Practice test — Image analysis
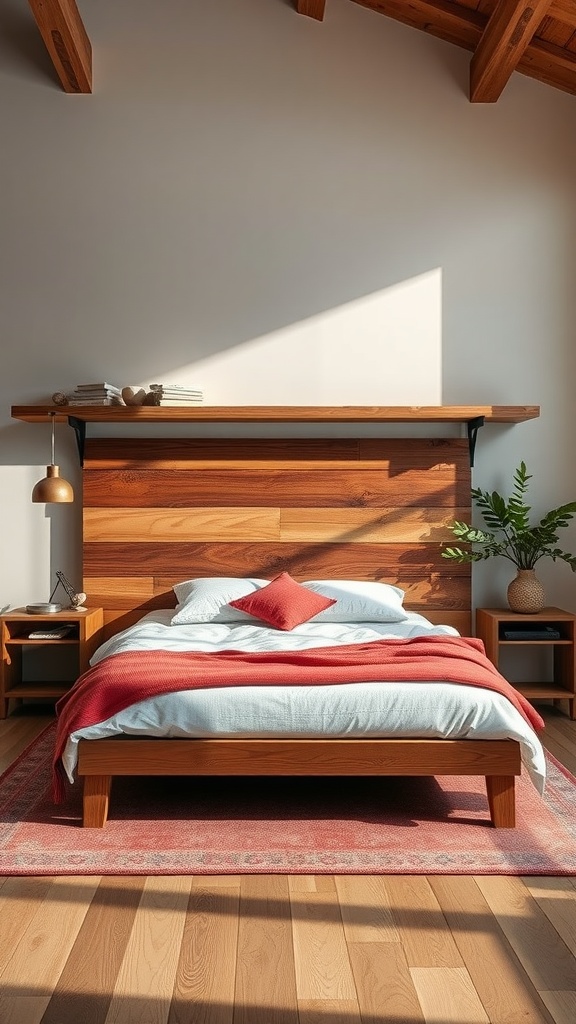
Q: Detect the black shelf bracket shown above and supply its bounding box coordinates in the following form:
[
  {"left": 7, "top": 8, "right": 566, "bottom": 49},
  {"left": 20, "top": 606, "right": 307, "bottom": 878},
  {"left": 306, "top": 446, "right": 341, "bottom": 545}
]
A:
[
  {"left": 68, "top": 416, "right": 87, "bottom": 467},
  {"left": 466, "top": 415, "right": 485, "bottom": 468}
]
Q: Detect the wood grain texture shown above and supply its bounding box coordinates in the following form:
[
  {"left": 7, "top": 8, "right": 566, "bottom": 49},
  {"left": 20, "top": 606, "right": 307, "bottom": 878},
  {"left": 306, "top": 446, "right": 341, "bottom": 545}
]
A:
[
  {"left": 471, "top": 0, "right": 554, "bottom": 102},
  {"left": 27, "top": 0, "right": 92, "bottom": 93},
  {"left": 290, "top": 889, "right": 357, "bottom": 1000},
  {"left": 81, "top": 438, "right": 471, "bottom": 628},
  {"left": 12, "top": 404, "right": 541, "bottom": 423},
  {"left": 83, "top": 468, "right": 469, "bottom": 507},
  {"left": 296, "top": 0, "right": 327, "bottom": 20},
  {"left": 429, "top": 875, "right": 554, "bottom": 1022},
  {"left": 234, "top": 875, "right": 299, "bottom": 1024}
]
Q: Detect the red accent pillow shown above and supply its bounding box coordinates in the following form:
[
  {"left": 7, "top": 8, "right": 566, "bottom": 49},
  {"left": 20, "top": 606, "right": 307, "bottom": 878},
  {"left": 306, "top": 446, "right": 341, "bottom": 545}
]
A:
[{"left": 229, "top": 572, "right": 337, "bottom": 630}]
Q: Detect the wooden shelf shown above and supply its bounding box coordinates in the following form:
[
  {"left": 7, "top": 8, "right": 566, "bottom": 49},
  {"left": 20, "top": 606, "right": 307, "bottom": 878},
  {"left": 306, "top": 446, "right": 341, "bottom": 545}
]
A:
[{"left": 11, "top": 404, "right": 540, "bottom": 424}]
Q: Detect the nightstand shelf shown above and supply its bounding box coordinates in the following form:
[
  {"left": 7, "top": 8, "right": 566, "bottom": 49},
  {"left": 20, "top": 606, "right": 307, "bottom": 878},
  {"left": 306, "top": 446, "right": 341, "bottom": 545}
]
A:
[
  {"left": 0, "top": 607, "right": 104, "bottom": 718},
  {"left": 476, "top": 607, "right": 576, "bottom": 719}
]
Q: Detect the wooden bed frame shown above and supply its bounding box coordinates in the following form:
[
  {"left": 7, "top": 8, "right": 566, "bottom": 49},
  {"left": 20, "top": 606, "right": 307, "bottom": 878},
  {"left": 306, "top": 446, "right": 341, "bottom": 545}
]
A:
[{"left": 76, "top": 434, "right": 522, "bottom": 828}]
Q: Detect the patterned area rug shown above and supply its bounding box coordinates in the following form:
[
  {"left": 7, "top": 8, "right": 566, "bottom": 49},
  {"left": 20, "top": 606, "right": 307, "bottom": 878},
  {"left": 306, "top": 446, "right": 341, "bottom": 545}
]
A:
[{"left": 2, "top": 724, "right": 576, "bottom": 875}]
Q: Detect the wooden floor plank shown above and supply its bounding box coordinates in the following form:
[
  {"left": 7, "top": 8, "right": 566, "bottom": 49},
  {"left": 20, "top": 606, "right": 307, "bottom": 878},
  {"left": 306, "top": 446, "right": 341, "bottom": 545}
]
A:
[
  {"left": 103, "top": 875, "right": 191, "bottom": 1024},
  {"left": 290, "top": 889, "right": 357, "bottom": 1000},
  {"left": 410, "top": 966, "right": 489, "bottom": 1022},
  {"left": 334, "top": 875, "right": 400, "bottom": 942},
  {"left": 348, "top": 941, "right": 424, "bottom": 1022},
  {"left": 382, "top": 876, "right": 464, "bottom": 967},
  {"left": 40, "top": 876, "right": 146, "bottom": 1024},
  {"left": 475, "top": 877, "right": 576, "bottom": 993},
  {"left": 168, "top": 882, "right": 240, "bottom": 1024},
  {"left": 234, "top": 875, "right": 298, "bottom": 1024},
  {"left": 429, "top": 875, "right": 555, "bottom": 1023},
  {"left": 539, "top": 991, "right": 576, "bottom": 1024},
  {"left": 0, "top": 876, "right": 54, "bottom": 969},
  {"left": 523, "top": 877, "right": 576, "bottom": 960},
  {"left": 297, "top": 999, "right": 361, "bottom": 1023},
  {"left": 0, "top": 876, "right": 100, "bottom": 1024},
  {"left": 0, "top": 715, "right": 52, "bottom": 774}
]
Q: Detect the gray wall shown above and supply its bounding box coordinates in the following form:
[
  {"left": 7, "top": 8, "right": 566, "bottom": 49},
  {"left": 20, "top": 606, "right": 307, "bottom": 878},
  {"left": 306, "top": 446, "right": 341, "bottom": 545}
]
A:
[{"left": 1, "top": 0, "right": 576, "bottom": 613}]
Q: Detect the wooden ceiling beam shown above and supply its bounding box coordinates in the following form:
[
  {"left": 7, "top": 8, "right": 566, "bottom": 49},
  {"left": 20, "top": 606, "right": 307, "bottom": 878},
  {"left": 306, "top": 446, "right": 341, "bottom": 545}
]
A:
[
  {"left": 27, "top": 0, "right": 92, "bottom": 93},
  {"left": 295, "top": 0, "right": 327, "bottom": 20},
  {"left": 352, "top": 1, "right": 484, "bottom": 52},
  {"left": 470, "top": 0, "right": 554, "bottom": 103}
]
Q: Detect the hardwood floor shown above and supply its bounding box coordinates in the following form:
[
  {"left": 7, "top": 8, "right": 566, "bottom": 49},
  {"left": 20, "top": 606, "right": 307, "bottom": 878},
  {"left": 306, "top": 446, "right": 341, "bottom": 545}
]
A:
[{"left": 1, "top": 706, "right": 576, "bottom": 1023}]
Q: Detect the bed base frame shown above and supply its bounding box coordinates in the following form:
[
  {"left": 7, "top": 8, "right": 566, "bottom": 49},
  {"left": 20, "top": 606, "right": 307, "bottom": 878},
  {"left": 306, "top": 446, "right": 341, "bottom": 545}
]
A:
[{"left": 77, "top": 736, "right": 521, "bottom": 828}]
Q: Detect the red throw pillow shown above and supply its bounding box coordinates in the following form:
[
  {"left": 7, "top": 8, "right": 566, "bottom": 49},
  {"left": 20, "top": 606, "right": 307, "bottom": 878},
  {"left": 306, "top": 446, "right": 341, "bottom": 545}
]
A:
[{"left": 229, "top": 572, "right": 336, "bottom": 630}]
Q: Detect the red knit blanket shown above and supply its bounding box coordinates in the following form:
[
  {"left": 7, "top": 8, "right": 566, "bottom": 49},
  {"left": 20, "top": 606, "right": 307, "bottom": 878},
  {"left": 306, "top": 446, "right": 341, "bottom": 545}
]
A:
[{"left": 53, "top": 636, "right": 544, "bottom": 801}]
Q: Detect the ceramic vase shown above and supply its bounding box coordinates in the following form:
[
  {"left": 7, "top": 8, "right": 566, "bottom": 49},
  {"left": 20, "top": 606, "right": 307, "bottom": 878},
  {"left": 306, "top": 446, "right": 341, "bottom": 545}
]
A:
[{"left": 507, "top": 569, "right": 546, "bottom": 614}]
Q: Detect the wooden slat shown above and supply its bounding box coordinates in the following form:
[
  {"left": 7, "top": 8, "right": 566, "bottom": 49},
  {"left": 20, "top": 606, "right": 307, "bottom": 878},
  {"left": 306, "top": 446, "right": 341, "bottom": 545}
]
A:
[
  {"left": 471, "top": 0, "right": 555, "bottom": 102},
  {"left": 83, "top": 540, "right": 470, "bottom": 580},
  {"left": 27, "top": 0, "right": 92, "bottom": 93},
  {"left": 83, "top": 506, "right": 467, "bottom": 544},
  {"left": 83, "top": 507, "right": 280, "bottom": 543},
  {"left": 83, "top": 437, "right": 364, "bottom": 469},
  {"left": 82, "top": 436, "right": 469, "bottom": 469},
  {"left": 83, "top": 468, "right": 469, "bottom": 508},
  {"left": 279, "top": 507, "right": 469, "bottom": 543},
  {"left": 296, "top": 0, "right": 327, "bottom": 19}
]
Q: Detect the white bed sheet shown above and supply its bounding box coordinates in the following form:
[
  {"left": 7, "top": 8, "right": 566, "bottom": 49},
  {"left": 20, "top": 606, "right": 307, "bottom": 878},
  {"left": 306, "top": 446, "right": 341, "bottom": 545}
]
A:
[{"left": 62, "top": 610, "right": 546, "bottom": 791}]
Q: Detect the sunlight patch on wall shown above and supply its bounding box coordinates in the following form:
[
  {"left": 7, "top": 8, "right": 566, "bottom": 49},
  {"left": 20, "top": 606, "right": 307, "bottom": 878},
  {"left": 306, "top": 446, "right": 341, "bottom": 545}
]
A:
[
  {"left": 148, "top": 269, "right": 442, "bottom": 404},
  {"left": 0, "top": 467, "right": 51, "bottom": 610}
]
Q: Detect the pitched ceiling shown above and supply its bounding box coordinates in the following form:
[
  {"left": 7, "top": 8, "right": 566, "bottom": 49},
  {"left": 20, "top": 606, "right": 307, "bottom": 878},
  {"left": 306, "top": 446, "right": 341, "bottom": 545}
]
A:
[{"left": 26, "top": 0, "right": 576, "bottom": 99}]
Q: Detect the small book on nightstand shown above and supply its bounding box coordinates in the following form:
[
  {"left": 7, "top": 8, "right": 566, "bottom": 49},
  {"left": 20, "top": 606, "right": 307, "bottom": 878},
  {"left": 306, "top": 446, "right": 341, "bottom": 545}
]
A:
[{"left": 27, "top": 625, "right": 75, "bottom": 640}]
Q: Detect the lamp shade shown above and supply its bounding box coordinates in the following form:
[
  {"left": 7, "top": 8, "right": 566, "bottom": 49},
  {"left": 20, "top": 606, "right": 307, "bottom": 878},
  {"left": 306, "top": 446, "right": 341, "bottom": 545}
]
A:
[
  {"left": 32, "top": 465, "right": 74, "bottom": 503},
  {"left": 31, "top": 413, "right": 74, "bottom": 503}
]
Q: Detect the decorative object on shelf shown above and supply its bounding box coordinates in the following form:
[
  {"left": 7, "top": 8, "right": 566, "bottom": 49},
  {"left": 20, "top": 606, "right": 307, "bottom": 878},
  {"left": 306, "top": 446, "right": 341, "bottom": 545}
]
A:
[
  {"left": 121, "top": 386, "right": 147, "bottom": 406},
  {"left": 51, "top": 392, "right": 69, "bottom": 406},
  {"left": 31, "top": 412, "right": 74, "bottom": 503},
  {"left": 443, "top": 462, "right": 576, "bottom": 613},
  {"left": 49, "top": 570, "right": 87, "bottom": 610},
  {"left": 25, "top": 602, "right": 62, "bottom": 614},
  {"left": 144, "top": 383, "right": 204, "bottom": 406},
  {"left": 68, "top": 382, "right": 124, "bottom": 406},
  {"left": 506, "top": 569, "right": 546, "bottom": 615}
]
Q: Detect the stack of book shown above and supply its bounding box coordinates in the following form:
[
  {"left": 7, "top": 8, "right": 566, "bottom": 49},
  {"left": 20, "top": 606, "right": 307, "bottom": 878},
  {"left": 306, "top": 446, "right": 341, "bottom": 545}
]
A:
[
  {"left": 147, "top": 384, "right": 203, "bottom": 406},
  {"left": 68, "top": 383, "right": 124, "bottom": 405}
]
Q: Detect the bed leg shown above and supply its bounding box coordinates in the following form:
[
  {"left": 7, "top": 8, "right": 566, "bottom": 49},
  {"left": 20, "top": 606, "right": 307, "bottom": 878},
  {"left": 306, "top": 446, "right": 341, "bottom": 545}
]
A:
[
  {"left": 83, "top": 775, "right": 112, "bottom": 828},
  {"left": 485, "top": 775, "right": 516, "bottom": 828}
]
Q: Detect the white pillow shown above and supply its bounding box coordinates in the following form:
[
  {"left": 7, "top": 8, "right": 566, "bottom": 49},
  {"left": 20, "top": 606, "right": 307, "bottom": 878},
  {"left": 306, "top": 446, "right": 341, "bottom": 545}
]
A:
[
  {"left": 303, "top": 580, "right": 409, "bottom": 623},
  {"left": 171, "top": 577, "right": 269, "bottom": 624}
]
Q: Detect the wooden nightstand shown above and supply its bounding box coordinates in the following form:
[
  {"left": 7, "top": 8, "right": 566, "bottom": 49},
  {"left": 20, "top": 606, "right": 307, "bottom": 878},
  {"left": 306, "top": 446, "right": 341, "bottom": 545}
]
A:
[
  {"left": 476, "top": 607, "right": 576, "bottom": 719},
  {"left": 0, "top": 607, "right": 104, "bottom": 718}
]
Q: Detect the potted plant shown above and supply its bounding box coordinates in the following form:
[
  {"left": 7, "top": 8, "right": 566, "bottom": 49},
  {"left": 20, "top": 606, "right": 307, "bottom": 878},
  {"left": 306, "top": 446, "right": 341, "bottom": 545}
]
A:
[{"left": 442, "top": 462, "right": 576, "bottom": 613}]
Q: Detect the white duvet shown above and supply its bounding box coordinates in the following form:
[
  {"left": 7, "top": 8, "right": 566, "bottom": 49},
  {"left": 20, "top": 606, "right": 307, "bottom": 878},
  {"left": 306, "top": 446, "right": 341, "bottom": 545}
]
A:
[{"left": 62, "top": 610, "right": 547, "bottom": 791}]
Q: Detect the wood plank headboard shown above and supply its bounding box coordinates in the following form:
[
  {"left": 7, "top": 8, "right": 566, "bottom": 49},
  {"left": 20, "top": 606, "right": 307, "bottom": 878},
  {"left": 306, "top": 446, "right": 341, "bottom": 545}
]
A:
[{"left": 81, "top": 436, "right": 472, "bottom": 637}]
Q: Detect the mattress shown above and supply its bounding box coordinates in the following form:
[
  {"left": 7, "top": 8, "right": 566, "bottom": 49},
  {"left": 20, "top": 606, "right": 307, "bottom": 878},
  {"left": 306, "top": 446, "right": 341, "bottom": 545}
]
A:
[{"left": 62, "top": 610, "right": 547, "bottom": 791}]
